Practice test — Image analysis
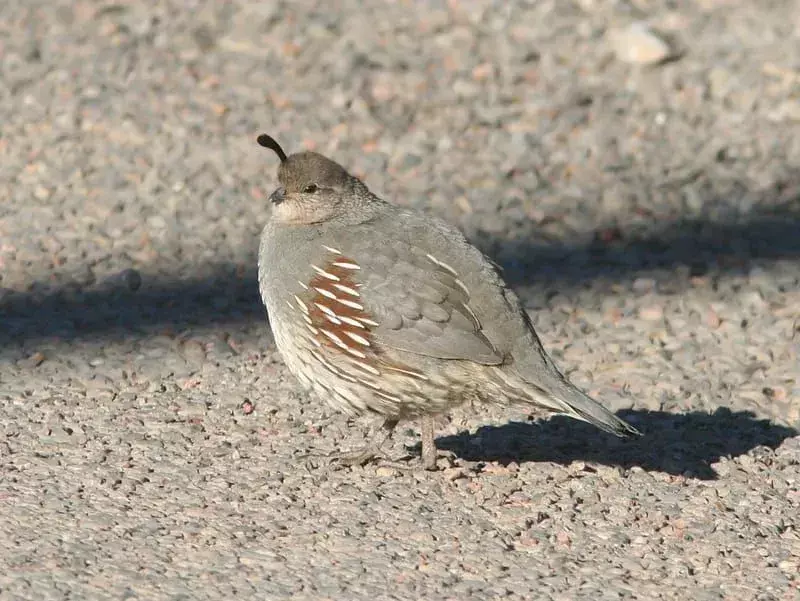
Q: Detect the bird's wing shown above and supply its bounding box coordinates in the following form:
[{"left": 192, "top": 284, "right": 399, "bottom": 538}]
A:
[{"left": 307, "top": 235, "right": 505, "bottom": 366}]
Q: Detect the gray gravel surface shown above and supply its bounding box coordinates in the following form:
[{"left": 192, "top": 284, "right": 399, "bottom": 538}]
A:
[{"left": 1, "top": 0, "right": 799, "bottom": 599}]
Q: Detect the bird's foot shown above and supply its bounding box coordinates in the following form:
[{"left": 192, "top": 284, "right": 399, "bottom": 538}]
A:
[
  {"left": 418, "top": 448, "right": 459, "bottom": 471},
  {"left": 300, "top": 417, "right": 401, "bottom": 470},
  {"left": 421, "top": 446, "right": 437, "bottom": 470},
  {"left": 297, "top": 446, "right": 389, "bottom": 470},
  {"left": 329, "top": 445, "right": 388, "bottom": 467}
]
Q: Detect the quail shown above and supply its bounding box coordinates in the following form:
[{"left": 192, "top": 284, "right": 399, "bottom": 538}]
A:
[{"left": 256, "top": 134, "right": 641, "bottom": 470}]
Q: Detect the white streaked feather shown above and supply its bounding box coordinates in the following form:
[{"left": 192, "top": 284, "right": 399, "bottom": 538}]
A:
[
  {"left": 384, "top": 365, "right": 428, "bottom": 380},
  {"left": 351, "top": 360, "right": 380, "bottom": 376},
  {"left": 344, "top": 347, "right": 367, "bottom": 359},
  {"left": 314, "top": 302, "right": 337, "bottom": 318},
  {"left": 336, "top": 298, "right": 364, "bottom": 311},
  {"left": 453, "top": 278, "right": 470, "bottom": 297},
  {"left": 425, "top": 253, "right": 458, "bottom": 276},
  {"left": 323, "top": 313, "right": 342, "bottom": 325},
  {"left": 338, "top": 315, "right": 366, "bottom": 329},
  {"left": 294, "top": 295, "right": 309, "bottom": 313},
  {"left": 332, "top": 261, "right": 360, "bottom": 270},
  {"left": 319, "top": 328, "right": 349, "bottom": 350},
  {"left": 314, "top": 286, "right": 337, "bottom": 300},
  {"left": 311, "top": 264, "right": 340, "bottom": 281},
  {"left": 332, "top": 283, "right": 360, "bottom": 297},
  {"left": 343, "top": 331, "right": 370, "bottom": 346}
]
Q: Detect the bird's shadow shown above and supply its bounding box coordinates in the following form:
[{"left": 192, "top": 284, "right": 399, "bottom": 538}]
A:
[{"left": 433, "top": 408, "right": 798, "bottom": 480}]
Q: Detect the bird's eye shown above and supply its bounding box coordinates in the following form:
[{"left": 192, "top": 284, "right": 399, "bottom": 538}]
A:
[{"left": 303, "top": 184, "right": 319, "bottom": 193}]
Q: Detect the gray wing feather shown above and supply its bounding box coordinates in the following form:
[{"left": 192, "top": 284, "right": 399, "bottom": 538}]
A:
[{"left": 353, "top": 239, "right": 504, "bottom": 366}]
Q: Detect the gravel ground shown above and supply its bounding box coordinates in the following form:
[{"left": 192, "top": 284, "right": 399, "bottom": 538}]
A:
[{"left": 1, "top": 0, "right": 799, "bottom": 599}]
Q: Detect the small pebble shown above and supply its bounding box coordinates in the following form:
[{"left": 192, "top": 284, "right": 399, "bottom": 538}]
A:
[
  {"left": 639, "top": 305, "right": 664, "bottom": 321},
  {"left": 180, "top": 339, "right": 207, "bottom": 364},
  {"left": 706, "top": 307, "right": 721, "bottom": 328},
  {"left": 611, "top": 23, "right": 673, "bottom": 65},
  {"left": 443, "top": 467, "right": 468, "bottom": 481},
  {"left": 632, "top": 278, "right": 657, "bottom": 294},
  {"left": 19, "top": 351, "right": 46, "bottom": 368},
  {"left": 555, "top": 531, "right": 572, "bottom": 547}
]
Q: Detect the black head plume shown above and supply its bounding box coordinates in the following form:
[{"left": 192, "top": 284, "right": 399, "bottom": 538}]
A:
[{"left": 257, "top": 134, "right": 287, "bottom": 163}]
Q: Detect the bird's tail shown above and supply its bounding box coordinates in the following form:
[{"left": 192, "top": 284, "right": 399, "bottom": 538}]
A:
[{"left": 524, "top": 371, "right": 641, "bottom": 438}]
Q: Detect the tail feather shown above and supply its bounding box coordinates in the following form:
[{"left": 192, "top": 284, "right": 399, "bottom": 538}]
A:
[{"left": 530, "top": 377, "right": 641, "bottom": 438}]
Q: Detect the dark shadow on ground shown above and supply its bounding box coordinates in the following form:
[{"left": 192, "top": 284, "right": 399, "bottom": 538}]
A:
[
  {"left": 493, "top": 203, "right": 800, "bottom": 286},
  {"left": 434, "top": 408, "right": 799, "bottom": 480},
  {"left": 1, "top": 199, "right": 799, "bottom": 352}
]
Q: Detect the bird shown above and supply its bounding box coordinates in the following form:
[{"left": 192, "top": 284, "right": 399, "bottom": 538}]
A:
[{"left": 256, "top": 133, "right": 641, "bottom": 470}]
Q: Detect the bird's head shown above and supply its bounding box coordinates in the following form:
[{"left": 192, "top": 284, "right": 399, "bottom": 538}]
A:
[{"left": 257, "top": 134, "right": 373, "bottom": 225}]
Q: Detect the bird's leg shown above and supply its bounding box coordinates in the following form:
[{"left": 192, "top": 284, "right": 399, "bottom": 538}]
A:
[
  {"left": 332, "top": 418, "right": 399, "bottom": 467},
  {"left": 416, "top": 416, "right": 459, "bottom": 469},
  {"left": 420, "top": 415, "right": 438, "bottom": 470}
]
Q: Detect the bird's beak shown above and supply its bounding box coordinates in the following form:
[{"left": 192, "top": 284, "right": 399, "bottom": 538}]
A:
[{"left": 269, "top": 186, "right": 286, "bottom": 205}]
